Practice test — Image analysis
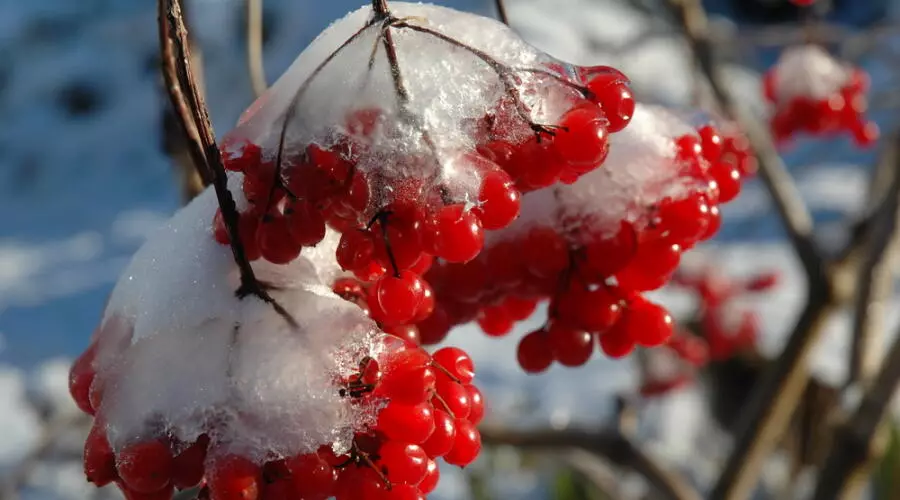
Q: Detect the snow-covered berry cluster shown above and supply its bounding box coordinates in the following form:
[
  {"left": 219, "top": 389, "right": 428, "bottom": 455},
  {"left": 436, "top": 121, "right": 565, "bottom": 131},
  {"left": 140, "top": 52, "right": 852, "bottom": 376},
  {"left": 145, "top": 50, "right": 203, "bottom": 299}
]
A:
[
  {"left": 415, "top": 105, "right": 753, "bottom": 372},
  {"left": 69, "top": 1, "right": 752, "bottom": 498},
  {"left": 764, "top": 45, "right": 877, "bottom": 146}
]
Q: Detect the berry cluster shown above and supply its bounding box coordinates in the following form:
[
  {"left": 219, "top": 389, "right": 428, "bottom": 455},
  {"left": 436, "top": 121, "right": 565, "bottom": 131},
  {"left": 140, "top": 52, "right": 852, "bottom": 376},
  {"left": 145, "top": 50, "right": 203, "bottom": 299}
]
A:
[
  {"left": 411, "top": 118, "right": 752, "bottom": 372},
  {"left": 763, "top": 45, "right": 877, "bottom": 146},
  {"left": 212, "top": 64, "right": 635, "bottom": 332},
  {"left": 72, "top": 325, "right": 484, "bottom": 500}
]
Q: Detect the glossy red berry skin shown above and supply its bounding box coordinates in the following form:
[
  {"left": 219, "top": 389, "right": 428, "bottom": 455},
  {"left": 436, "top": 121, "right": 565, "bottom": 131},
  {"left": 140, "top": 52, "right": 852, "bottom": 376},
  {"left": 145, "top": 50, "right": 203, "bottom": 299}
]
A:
[
  {"left": 586, "top": 73, "right": 635, "bottom": 133},
  {"left": 69, "top": 343, "right": 98, "bottom": 415},
  {"left": 616, "top": 238, "right": 681, "bottom": 292},
  {"left": 443, "top": 419, "right": 482, "bottom": 467},
  {"left": 547, "top": 323, "right": 594, "bottom": 367},
  {"left": 84, "top": 424, "right": 118, "bottom": 487},
  {"left": 421, "top": 410, "right": 457, "bottom": 458},
  {"left": 598, "top": 328, "right": 636, "bottom": 358},
  {"left": 377, "top": 401, "right": 436, "bottom": 444},
  {"left": 370, "top": 271, "right": 426, "bottom": 324},
  {"left": 172, "top": 436, "right": 209, "bottom": 490},
  {"left": 619, "top": 297, "right": 674, "bottom": 347},
  {"left": 475, "top": 170, "right": 521, "bottom": 230},
  {"left": 427, "top": 205, "right": 484, "bottom": 263},
  {"left": 432, "top": 347, "right": 475, "bottom": 384},
  {"left": 554, "top": 106, "right": 610, "bottom": 168},
  {"left": 287, "top": 453, "right": 337, "bottom": 499},
  {"left": 116, "top": 440, "right": 174, "bottom": 494},
  {"left": 418, "top": 460, "right": 440, "bottom": 494},
  {"left": 377, "top": 442, "right": 429, "bottom": 486},
  {"left": 466, "top": 385, "right": 485, "bottom": 425},
  {"left": 517, "top": 330, "right": 553, "bottom": 373},
  {"left": 207, "top": 455, "right": 261, "bottom": 500}
]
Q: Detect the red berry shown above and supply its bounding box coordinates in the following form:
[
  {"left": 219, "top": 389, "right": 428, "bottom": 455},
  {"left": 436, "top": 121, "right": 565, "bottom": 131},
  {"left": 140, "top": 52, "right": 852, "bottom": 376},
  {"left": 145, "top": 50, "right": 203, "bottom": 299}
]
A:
[
  {"left": 207, "top": 455, "right": 261, "bottom": 500},
  {"left": 418, "top": 460, "right": 440, "bottom": 494},
  {"left": 378, "top": 360, "right": 436, "bottom": 405},
  {"left": 443, "top": 419, "right": 481, "bottom": 467},
  {"left": 84, "top": 424, "right": 118, "bottom": 487},
  {"left": 69, "top": 343, "right": 98, "bottom": 415},
  {"left": 287, "top": 453, "right": 337, "bottom": 499},
  {"left": 522, "top": 227, "right": 569, "bottom": 278},
  {"left": 336, "top": 230, "right": 375, "bottom": 273},
  {"left": 598, "top": 328, "right": 636, "bottom": 358},
  {"left": 384, "top": 483, "right": 426, "bottom": 500},
  {"left": 477, "top": 305, "right": 514, "bottom": 336},
  {"left": 475, "top": 170, "right": 521, "bottom": 230},
  {"left": 257, "top": 214, "right": 301, "bottom": 264},
  {"left": 554, "top": 106, "right": 610, "bottom": 168},
  {"left": 417, "top": 307, "right": 453, "bottom": 345},
  {"left": 586, "top": 74, "right": 635, "bottom": 133},
  {"left": 517, "top": 330, "right": 553, "bottom": 373},
  {"left": 502, "top": 297, "right": 538, "bottom": 321},
  {"left": 619, "top": 297, "right": 674, "bottom": 347},
  {"left": 580, "top": 222, "right": 637, "bottom": 281},
  {"left": 654, "top": 194, "right": 711, "bottom": 246},
  {"left": 421, "top": 410, "right": 457, "bottom": 458},
  {"left": 698, "top": 125, "right": 723, "bottom": 161},
  {"left": 286, "top": 200, "right": 326, "bottom": 247},
  {"left": 431, "top": 347, "right": 475, "bottom": 384},
  {"left": 434, "top": 378, "right": 471, "bottom": 420},
  {"left": 377, "top": 401, "right": 436, "bottom": 444},
  {"left": 370, "top": 271, "right": 426, "bottom": 324},
  {"left": 116, "top": 440, "right": 174, "bottom": 493},
  {"left": 467, "top": 385, "right": 485, "bottom": 425},
  {"left": 384, "top": 323, "right": 422, "bottom": 346},
  {"left": 426, "top": 204, "right": 484, "bottom": 263},
  {"left": 616, "top": 237, "right": 681, "bottom": 292},
  {"left": 377, "top": 442, "right": 429, "bottom": 485},
  {"left": 708, "top": 162, "right": 741, "bottom": 203},
  {"left": 172, "top": 435, "right": 209, "bottom": 489},
  {"left": 547, "top": 323, "right": 594, "bottom": 367}
]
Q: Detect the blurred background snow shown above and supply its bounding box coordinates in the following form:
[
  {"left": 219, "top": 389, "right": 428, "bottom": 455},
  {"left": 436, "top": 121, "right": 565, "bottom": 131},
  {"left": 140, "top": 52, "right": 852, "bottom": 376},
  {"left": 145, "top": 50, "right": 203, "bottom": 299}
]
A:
[{"left": 2, "top": 0, "right": 900, "bottom": 498}]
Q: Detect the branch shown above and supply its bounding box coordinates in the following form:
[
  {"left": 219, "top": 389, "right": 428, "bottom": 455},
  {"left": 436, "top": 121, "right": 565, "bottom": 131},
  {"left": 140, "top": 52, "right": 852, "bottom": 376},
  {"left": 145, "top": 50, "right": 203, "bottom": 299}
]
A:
[
  {"left": 480, "top": 426, "right": 702, "bottom": 500},
  {"left": 494, "top": 0, "right": 509, "bottom": 25},
  {"left": 811, "top": 324, "right": 900, "bottom": 499},
  {"left": 665, "top": 2, "right": 841, "bottom": 498},
  {"left": 159, "top": 0, "right": 297, "bottom": 328},
  {"left": 246, "top": 0, "right": 267, "bottom": 98},
  {"left": 848, "top": 137, "right": 900, "bottom": 387}
]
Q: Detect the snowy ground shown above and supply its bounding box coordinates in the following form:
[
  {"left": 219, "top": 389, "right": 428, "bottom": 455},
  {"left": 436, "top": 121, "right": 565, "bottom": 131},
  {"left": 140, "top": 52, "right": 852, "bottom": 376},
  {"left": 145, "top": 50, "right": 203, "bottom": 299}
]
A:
[{"left": 1, "top": 0, "right": 897, "bottom": 498}]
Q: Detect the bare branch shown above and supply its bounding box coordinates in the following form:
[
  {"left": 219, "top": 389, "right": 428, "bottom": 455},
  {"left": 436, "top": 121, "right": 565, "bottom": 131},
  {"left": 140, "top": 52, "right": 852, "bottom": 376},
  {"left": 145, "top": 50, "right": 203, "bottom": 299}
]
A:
[
  {"left": 494, "top": 0, "right": 509, "bottom": 25},
  {"left": 480, "top": 426, "right": 702, "bottom": 500},
  {"left": 665, "top": 1, "right": 840, "bottom": 498},
  {"left": 848, "top": 138, "right": 900, "bottom": 387},
  {"left": 247, "top": 0, "right": 267, "bottom": 98},
  {"left": 812, "top": 323, "right": 900, "bottom": 499},
  {"left": 159, "top": 0, "right": 297, "bottom": 328}
]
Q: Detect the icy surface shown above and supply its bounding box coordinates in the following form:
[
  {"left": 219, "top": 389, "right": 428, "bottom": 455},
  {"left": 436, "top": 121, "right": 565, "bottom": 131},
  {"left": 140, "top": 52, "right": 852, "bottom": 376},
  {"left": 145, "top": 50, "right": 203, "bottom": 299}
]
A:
[
  {"left": 773, "top": 45, "right": 851, "bottom": 101},
  {"left": 96, "top": 185, "right": 378, "bottom": 459}
]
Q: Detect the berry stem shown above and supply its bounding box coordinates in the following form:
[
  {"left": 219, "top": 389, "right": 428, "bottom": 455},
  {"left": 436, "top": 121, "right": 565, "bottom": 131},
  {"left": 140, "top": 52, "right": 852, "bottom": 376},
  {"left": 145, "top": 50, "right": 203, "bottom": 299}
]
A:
[
  {"left": 372, "top": 0, "right": 390, "bottom": 18},
  {"left": 160, "top": 0, "right": 297, "bottom": 328}
]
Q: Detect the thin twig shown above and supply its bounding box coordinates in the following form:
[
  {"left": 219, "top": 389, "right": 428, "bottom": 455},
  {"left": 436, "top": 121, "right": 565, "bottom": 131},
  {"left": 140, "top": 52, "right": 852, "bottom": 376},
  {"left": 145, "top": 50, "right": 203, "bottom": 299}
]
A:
[
  {"left": 494, "top": 0, "right": 509, "bottom": 25},
  {"left": 246, "top": 0, "right": 267, "bottom": 98},
  {"left": 811, "top": 324, "right": 900, "bottom": 499},
  {"left": 159, "top": 0, "right": 297, "bottom": 328},
  {"left": 848, "top": 138, "right": 900, "bottom": 387},
  {"left": 480, "top": 426, "right": 702, "bottom": 500}
]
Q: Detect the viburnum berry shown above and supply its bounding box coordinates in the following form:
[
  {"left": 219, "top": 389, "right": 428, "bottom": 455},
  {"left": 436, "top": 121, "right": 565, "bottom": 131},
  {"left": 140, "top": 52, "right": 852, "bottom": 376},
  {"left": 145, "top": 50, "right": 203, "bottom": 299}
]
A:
[
  {"left": 467, "top": 385, "right": 485, "bottom": 425},
  {"left": 443, "top": 418, "right": 482, "bottom": 467},
  {"left": 475, "top": 170, "right": 521, "bottom": 230},
  {"left": 285, "top": 199, "right": 326, "bottom": 247},
  {"left": 434, "top": 377, "right": 472, "bottom": 419},
  {"left": 336, "top": 230, "right": 376, "bottom": 273},
  {"left": 116, "top": 440, "right": 174, "bottom": 494},
  {"left": 426, "top": 204, "right": 484, "bottom": 263},
  {"left": 616, "top": 237, "right": 682, "bottom": 292},
  {"left": 579, "top": 222, "right": 637, "bottom": 281},
  {"left": 502, "top": 296, "right": 538, "bottom": 320},
  {"left": 286, "top": 453, "right": 338, "bottom": 499},
  {"left": 418, "top": 460, "right": 440, "bottom": 494},
  {"left": 476, "top": 305, "right": 514, "bottom": 336},
  {"left": 369, "top": 271, "right": 426, "bottom": 324},
  {"left": 654, "top": 194, "right": 711, "bottom": 246},
  {"left": 585, "top": 72, "right": 635, "bottom": 133},
  {"left": 207, "top": 455, "right": 261, "bottom": 500},
  {"left": 431, "top": 347, "right": 475, "bottom": 384},
  {"left": 257, "top": 214, "right": 302, "bottom": 264},
  {"left": 616, "top": 297, "right": 674, "bottom": 347},
  {"left": 376, "top": 401, "right": 436, "bottom": 444},
  {"left": 376, "top": 441, "right": 429, "bottom": 486},
  {"left": 172, "top": 436, "right": 209, "bottom": 490},
  {"left": 84, "top": 424, "right": 118, "bottom": 487},
  {"left": 69, "top": 343, "right": 97, "bottom": 415},
  {"left": 554, "top": 105, "right": 610, "bottom": 168},
  {"left": 422, "top": 409, "right": 457, "bottom": 458},
  {"left": 546, "top": 322, "right": 594, "bottom": 367},
  {"left": 598, "top": 328, "right": 636, "bottom": 358},
  {"left": 517, "top": 330, "right": 553, "bottom": 373}
]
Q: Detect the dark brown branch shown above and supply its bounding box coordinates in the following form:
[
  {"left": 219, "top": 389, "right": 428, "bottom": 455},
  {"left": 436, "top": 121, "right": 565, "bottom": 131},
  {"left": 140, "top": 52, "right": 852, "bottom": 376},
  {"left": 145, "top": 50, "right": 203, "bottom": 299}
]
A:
[
  {"left": 494, "top": 0, "right": 509, "bottom": 25},
  {"left": 372, "top": 0, "right": 390, "bottom": 18},
  {"left": 247, "top": 0, "right": 267, "bottom": 98},
  {"left": 159, "top": 0, "right": 297, "bottom": 328},
  {"left": 811, "top": 323, "right": 900, "bottom": 499},
  {"left": 480, "top": 426, "right": 702, "bottom": 500}
]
